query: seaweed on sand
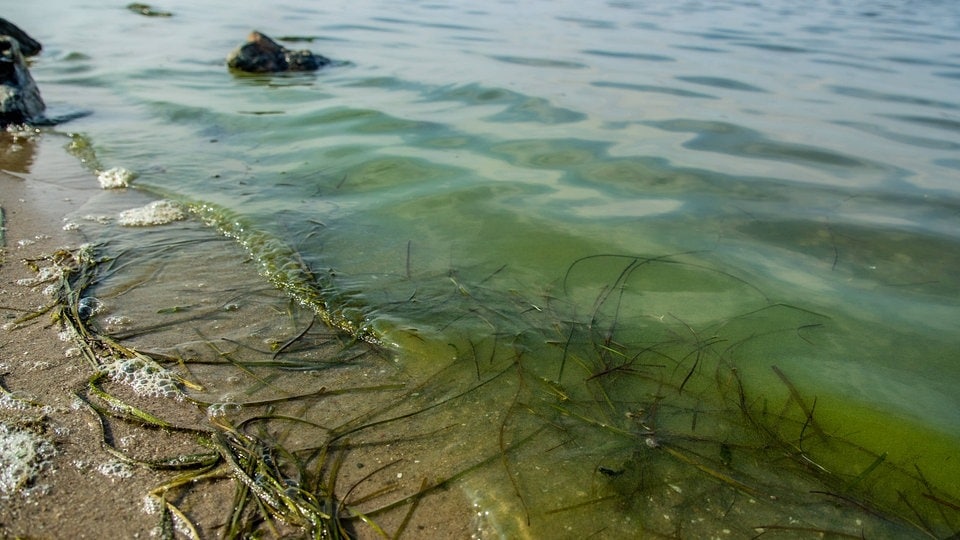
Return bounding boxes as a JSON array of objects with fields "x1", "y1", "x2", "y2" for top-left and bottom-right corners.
[
  {"x1": 15, "y1": 243, "x2": 530, "y2": 538},
  {"x1": 14, "y1": 245, "x2": 365, "y2": 538},
  {"x1": 13, "y1": 239, "x2": 960, "y2": 538}
]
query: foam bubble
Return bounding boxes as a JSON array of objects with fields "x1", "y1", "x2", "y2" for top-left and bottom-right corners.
[
  {"x1": 142, "y1": 494, "x2": 161, "y2": 515},
  {"x1": 117, "y1": 200, "x2": 186, "y2": 227},
  {"x1": 97, "y1": 167, "x2": 137, "y2": 189},
  {"x1": 0, "y1": 393, "x2": 34, "y2": 411},
  {"x1": 207, "y1": 402, "x2": 242, "y2": 418},
  {"x1": 16, "y1": 265, "x2": 63, "y2": 289},
  {"x1": 82, "y1": 214, "x2": 113, "y2": 224},
  {"x1": 97, "y1": 460, "x2": 134, "y2": 479},
  {"x1": 0, "y1": 423, "x2": 55, "y2": 494},
  {"x1": 100, "y1": 357, "x2": 181, "y2": 399},
  {"x1": 77, "y1": 297, "x2": 104, "y2": 320},
  {"x1": 104, "y1": 315, "x2": 132, "y2": 327}
]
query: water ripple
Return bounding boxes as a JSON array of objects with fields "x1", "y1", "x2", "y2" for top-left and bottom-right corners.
[
  {"x1": 736, "y1": 42, "x2": 810, "y2": 54},
  {"x1": 883, "y1": 56, "x2": 960, "y2": 69},
  {"x1": 591, "y1": 81, "x2": 717, "y2": 99},
  {"x1": 555, "y1": 16, "x2": 617, "y2": 29},
  {"x1": 581, "y1": 49, "x2": 675, "y2": 62},
  {"x1": 485, "y1": 97, "x2": 586, "y2": 124},
  {"x1": 811, "y1": 58, "x2": 896, "y2": 74},
  {"x1": 647, "y1": 119, "x2": 887, "y2": 172},
  {"x1": 420, "y1": 82, "x2": 586, "y2": 124},
  {"x1": 882, "y1": 114, "x2": 960, "y2": 134},
  {"x1": 674, "y1": 76, "x2": 767, "y2": 93},
  {"x1": 834, "y1": 121, "x2": 960, "y2": 152},
  {"x1": 370, "y1": 16, "x2": 486, "y2": 33},
  {"x1": 489, "y1": 55, "x2": 588, "y2": 70},
  {"x1": 829, "y1": 85, "x2": 960, "y2": 110},
  {"x1": 488, "y1": 138, "x2": 609, "y2": 170}
]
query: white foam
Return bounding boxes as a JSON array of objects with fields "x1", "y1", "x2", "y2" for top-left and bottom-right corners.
[
  {"x1": 97, "y1": 460, "x2": 134, "y2": 479},
  {"x1": 15, "y1": 265, "x2": 63, "y2": 289},
  {"x1": 100, "y1": 357, "x2": 181, "y2": 399},
  {"x1": 82, "y1": 214, "x2": 113, "y2": 224},
  {"x1": 117, "y1": 200, "x2": 186, "y2": 227},
  {"x1": 0, "y1": 423, "x2": 55, "y2": 494},
  {"x1": 97, "y1": 167, "x2": 137, "y2": 189},
  {"x1": 142, "y1": 494, "x2": 161, "y2": 515},
  {"x1": 104, "y1": 315, "x2": 132, "y2": 327},
  {"x1": 0, "y1": 393, "x2": 33, "y2": 411}
]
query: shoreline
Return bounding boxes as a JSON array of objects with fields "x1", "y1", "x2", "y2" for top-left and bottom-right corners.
[
  {"x1": 0, "y1": 131, "x2": 475, "y2": 538},
  {"x1": 4, "y1": 124, "x2": 959, "y2": 540},
  {"x1": 1, "y1": 130, "x2": 176, "y2": 537}
]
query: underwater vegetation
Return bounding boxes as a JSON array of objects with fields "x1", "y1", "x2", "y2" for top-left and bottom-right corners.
[{"x1": 9, "y1": 235, "x2": 960, "y2": 539}]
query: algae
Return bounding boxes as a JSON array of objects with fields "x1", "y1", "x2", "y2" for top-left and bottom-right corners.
[{"x1": 10, "y1": 227, "x2": 957, "y2": 538}]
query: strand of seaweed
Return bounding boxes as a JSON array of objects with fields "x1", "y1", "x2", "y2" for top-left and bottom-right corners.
[
  {"x1": 11, "y1": 244, "x2": 562, "y2": 538},
  {"x1": 348, "y1": 249, "x2": 959, "y2": 537},
  {"x1": 525, "y1": 253, "x2": 960, "y2": 538},
  {"x1": 11, "y1": 246, "x2": 414, "y2": 537},
  {"x1": 11, "y1": 235, "x2": 960, "y2": 538}
]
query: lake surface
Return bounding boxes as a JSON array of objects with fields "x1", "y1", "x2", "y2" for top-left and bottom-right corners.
[{"x1": 7, "y1": 0, "x2": 960, "y2": 537}]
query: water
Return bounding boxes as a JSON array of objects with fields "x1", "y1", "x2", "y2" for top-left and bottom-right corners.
[{"x1": 6, "y1": 0, "x2": 960, "y2": 537}]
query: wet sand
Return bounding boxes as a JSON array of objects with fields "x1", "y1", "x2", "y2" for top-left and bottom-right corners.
[
  {"x1": 0, "y1": 130, "x2": 186, "y2": 537},
  {"x1": 0, "y1": 131, "x2": 475, "y2": 538}
]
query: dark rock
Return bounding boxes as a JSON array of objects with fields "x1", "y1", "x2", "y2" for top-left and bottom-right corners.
[
  {"x1": 226, "y1": 31, "x2": 331, "y2": 73},
  {"x1": 0, "y1": 18, "x2": 42, "y2": 57},
  {"x1": 0, "y1": 36, "x2": 45, "y2": 126},
  {"x1": 126, "y1": 3, "x2": 174, "y2": 17}
]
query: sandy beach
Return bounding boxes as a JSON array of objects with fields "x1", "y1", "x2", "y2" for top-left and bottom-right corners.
[{"x1": 1, "y1": 130, "x2": 188, "y2": 537}]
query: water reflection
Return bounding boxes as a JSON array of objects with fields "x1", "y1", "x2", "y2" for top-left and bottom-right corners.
[{"x1": 0, "y1": 130, "x2": 38, "y2": 173}]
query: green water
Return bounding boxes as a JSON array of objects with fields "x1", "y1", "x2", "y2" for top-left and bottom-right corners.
[{"x1": 7, "y1": 0, "x2": 960, "y2": 536}]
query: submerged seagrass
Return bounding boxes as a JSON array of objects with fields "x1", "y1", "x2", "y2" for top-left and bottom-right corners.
[{"x1": 14, "y1": 229, "x2": 955, "y2": 538}]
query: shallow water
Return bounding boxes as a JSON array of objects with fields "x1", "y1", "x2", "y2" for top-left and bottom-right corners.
[{"x1": 6, "y1": 0, "x2": 960, "y2": 536}]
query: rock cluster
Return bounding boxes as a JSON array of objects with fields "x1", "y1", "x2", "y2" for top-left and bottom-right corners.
[{"x1": 227, "y1": 31, "x2": 331, "y2": 73}]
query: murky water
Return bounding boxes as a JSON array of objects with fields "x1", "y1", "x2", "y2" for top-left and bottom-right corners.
[{"x1": 6, "y1": 0, "x2": 960, "y2": 537}]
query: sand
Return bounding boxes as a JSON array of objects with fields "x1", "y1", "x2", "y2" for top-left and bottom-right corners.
[{"x1": 0, "y1": 130, "x2": 186, "y2": 537}]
